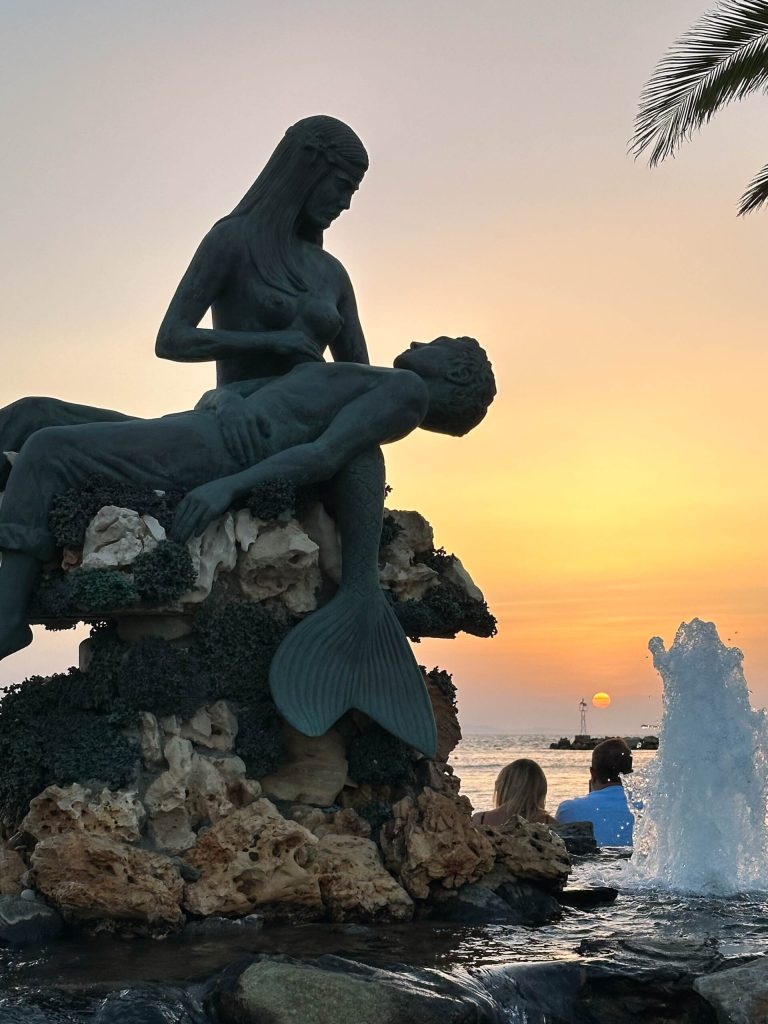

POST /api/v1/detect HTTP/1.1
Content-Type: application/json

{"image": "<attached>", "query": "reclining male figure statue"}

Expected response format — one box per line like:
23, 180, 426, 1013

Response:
0, 337, 495, 755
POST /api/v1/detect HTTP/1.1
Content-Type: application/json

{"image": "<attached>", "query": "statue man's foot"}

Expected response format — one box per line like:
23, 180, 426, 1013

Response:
0, 621, 32, 660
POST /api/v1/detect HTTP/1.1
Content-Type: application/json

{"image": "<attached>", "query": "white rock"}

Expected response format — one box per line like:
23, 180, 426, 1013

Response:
443, 556, 484, 602
383, 509, 434, 555
160, 715, 181, 737
377, 509, 439, 600
81, 506, 165, 571
233, 509, 265, 551
137, 712, 165, 768
164, 736, 194, 778
182, 513, 237, 603
379, 561, 438, 601
180, 701, 238, 751
237, 521, 321, 613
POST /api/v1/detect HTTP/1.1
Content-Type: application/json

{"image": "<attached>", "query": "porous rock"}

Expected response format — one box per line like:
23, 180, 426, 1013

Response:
179, 700, 238, 751
288, 805, 371, 840
308, 834, 413, 922
81, 505, 165, 570
694, 955, 768, 1024
262, 726, 348, 807
0, 844, 26, 896
143, 737, 256, 854
31, 832, 184, 926
21, 784, 144, 843
380, 788, 494, 899
237, 520, 321, 613
182, 800, 322, 919
481, 816, 570, 888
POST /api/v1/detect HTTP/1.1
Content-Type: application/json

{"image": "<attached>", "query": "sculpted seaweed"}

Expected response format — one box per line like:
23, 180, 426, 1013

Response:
132, 541, 197, 604
48, 475, 181, 549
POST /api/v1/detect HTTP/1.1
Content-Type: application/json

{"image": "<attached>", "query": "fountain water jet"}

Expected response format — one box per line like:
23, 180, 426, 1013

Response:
626, 618, 768, 893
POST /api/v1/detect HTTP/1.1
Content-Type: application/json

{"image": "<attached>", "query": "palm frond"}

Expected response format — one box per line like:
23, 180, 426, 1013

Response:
632, 0, 768, 165
738, 160, 768, 211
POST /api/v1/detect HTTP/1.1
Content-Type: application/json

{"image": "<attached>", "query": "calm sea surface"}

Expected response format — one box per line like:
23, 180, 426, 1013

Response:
452, 733, 657, 814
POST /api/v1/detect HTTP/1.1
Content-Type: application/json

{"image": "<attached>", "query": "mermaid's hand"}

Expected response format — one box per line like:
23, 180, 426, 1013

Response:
215, 392, 260, 465
273, 331, 325, 366
171, 481, 235, 542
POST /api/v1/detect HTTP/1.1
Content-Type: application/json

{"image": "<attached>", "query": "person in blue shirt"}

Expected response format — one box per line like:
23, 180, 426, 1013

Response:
556, 737, 635, 846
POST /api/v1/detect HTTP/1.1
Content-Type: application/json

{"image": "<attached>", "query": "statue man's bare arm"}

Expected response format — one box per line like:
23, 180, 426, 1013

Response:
171, 371, 427, 541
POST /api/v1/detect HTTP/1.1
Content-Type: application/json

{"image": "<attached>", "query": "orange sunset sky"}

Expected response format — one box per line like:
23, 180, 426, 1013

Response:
1, 1, 767, 734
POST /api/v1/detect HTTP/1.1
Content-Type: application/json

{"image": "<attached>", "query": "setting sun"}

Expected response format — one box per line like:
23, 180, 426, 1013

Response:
592, 691, 612, 709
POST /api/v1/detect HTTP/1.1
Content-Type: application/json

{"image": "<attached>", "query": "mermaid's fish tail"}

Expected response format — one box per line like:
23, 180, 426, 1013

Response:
268, 587, 437, 757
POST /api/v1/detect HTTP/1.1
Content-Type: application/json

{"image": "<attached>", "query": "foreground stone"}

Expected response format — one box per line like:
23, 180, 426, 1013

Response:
213, 955, 502, 1024
694, 956, 768, 1024
31, 833, 184, 927
429, 875, 563, 926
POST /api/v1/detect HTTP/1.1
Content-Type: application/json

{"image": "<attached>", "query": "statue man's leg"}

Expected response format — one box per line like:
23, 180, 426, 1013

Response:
0, 397, 137, 487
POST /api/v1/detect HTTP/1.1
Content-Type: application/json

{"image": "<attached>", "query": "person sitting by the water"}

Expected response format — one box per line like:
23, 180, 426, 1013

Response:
471, 758, 556, 828
555, 737, 635, 846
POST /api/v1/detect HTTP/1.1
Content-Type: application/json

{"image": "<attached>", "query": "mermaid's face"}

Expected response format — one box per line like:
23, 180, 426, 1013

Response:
302, 168, 361, 230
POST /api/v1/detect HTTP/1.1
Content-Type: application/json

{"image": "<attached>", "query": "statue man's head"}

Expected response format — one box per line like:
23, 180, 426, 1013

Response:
394, 336, 496, 436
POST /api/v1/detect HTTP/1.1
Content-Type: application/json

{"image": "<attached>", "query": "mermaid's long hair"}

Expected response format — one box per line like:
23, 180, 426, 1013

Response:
221, 116, 368, 295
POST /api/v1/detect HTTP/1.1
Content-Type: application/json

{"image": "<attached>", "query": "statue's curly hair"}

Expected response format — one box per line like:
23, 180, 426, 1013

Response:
421, 337, 496, 436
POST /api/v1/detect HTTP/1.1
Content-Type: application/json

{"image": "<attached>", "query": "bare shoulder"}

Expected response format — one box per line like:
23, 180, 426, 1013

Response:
197, 218, 243, 262
318, 248, 355, 294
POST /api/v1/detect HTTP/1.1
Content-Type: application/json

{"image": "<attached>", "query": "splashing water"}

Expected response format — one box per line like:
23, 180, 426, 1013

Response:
626, 618, 768, 893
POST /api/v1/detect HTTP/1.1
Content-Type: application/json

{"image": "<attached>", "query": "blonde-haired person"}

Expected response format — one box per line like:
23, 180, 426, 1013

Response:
471, 759, 556, 828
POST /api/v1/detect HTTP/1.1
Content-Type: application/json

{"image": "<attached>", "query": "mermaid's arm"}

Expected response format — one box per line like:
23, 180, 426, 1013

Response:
156, 222, 320, 365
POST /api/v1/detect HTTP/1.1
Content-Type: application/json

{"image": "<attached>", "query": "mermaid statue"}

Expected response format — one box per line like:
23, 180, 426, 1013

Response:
0, 117, 496, 757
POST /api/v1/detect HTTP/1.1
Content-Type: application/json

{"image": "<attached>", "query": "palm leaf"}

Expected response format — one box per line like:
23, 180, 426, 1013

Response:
632, 0, 768, 165
739, 160, 768, 211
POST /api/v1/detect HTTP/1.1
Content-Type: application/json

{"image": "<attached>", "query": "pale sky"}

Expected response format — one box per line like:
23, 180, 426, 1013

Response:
1, 1, 767, 734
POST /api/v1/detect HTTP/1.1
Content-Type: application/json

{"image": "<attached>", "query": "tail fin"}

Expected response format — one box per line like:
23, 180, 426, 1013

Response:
269, 588, 437, 757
